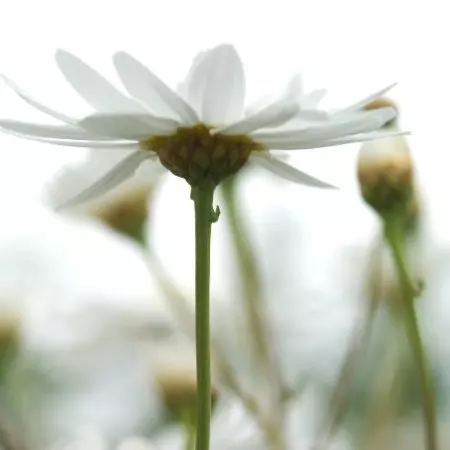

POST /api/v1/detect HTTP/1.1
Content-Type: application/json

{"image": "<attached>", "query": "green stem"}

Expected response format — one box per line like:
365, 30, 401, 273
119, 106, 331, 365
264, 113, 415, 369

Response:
191, 180, 218, 450
183, 408, 196, 450
384, 218, 438, 450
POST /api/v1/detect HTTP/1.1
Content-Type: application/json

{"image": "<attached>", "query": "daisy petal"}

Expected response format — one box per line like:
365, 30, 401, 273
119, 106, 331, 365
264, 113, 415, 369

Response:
336, 83, 397, 115
273, 110, 330, 132
266, 130, 408, 150
324, 130, 409, 146
52, 150, 152, 209
0, 120, 109, 140
243, 75, 302, 117
184, 44, 246, 124
0, 127, 138, 148
55, 50, 147, 113
244, 95, 274, 117
249, 152, 336, 188
78, 113, 179, 140
178, 49, 209, 99
253, 107, 396, 146
300, 89, 327, 109
1, 75, 77, 125
113, 52, 198, 124
214, 103, 299, 135
214, 75, 302, 135
47, 149, 160, 209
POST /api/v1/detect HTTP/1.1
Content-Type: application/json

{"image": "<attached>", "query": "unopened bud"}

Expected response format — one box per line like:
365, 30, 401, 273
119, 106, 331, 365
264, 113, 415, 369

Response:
0, 313, 20, 374
358, 135, 417, 223
154, 366, 217, 419
80, 184, 153, 243
358, 101, 417, 226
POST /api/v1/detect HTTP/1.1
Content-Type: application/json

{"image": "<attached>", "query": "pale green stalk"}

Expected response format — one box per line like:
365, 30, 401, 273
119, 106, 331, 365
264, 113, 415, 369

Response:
384, 217, 438, 450
222, 179, 285, 450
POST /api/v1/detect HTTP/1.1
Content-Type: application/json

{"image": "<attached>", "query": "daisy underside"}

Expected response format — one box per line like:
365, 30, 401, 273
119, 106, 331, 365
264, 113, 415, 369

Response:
0, 45, 400, 207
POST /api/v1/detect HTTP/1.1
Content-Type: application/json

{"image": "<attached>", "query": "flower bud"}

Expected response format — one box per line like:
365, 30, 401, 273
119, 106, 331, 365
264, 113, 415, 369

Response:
357, 100, 417, 227
81, 184, 153, 243
0, 312, 20, 375
154, 366, 218, 419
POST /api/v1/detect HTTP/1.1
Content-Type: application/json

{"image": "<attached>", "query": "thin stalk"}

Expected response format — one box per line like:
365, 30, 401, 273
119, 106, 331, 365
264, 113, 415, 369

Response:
0, 412, 25, 450
183, 408, 196, 450
221, 179, 284, 450
146, 249, 264, 429
315, 238, 383, 450
191, 180, 218, 450
384, 218, 438, 450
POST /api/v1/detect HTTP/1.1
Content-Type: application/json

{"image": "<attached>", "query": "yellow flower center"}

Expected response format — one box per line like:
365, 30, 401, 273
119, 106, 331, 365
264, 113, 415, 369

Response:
140, 124, 266, 186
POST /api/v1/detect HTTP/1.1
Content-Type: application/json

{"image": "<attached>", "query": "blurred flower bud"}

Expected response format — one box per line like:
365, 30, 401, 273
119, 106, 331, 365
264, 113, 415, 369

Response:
47, 149, 162, 244
0, 312, 20, 375
154, 366, 218, 420
79, 184, 153, 244
358, 100, 418, 228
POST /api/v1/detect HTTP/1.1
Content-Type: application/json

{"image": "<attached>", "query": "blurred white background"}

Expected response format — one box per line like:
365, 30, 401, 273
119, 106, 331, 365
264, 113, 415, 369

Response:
0, 0, 449, 447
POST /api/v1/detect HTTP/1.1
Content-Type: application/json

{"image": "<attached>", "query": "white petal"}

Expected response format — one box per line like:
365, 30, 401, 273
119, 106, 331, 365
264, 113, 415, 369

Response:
327, 130, 408, 147
47, 149, 159, 209
244, 74, 303, 118
214, 103, 299, 135
177, 49, 209, 99
253, 107, 396, 146
244, 94, 274, 117
273, 110, 330, 132
183, 44, 246, 124
113, 52, 198, 124
1, 75, 77, 125
213, 75, 302, 135
0, 127, 137, 148
55, 50, 147, 113
78, 113, 178, 140
300, 89, 327, 109
336, 83, 397, 115
281, 73, 303, 100
0, 120, 108, 140
249, 152, 336, 188
263, 131, 407, 150
51, 150, 153, 209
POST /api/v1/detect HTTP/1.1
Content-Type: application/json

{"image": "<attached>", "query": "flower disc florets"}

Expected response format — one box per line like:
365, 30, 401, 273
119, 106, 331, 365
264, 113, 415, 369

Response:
141, 124, 266, 186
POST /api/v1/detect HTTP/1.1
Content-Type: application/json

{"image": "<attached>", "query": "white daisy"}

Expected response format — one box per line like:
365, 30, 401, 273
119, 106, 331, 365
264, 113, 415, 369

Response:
0, 44, 397, 208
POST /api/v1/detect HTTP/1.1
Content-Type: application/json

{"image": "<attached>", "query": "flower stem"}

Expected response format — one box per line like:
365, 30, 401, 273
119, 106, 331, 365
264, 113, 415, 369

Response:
384, 218, 438, 450
191, 179, 219, 450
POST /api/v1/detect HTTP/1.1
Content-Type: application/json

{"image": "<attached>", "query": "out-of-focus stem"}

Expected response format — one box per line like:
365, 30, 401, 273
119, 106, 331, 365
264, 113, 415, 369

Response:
384, 218, 438, 450
314, 238, 383, 450
221, 179, 284, 450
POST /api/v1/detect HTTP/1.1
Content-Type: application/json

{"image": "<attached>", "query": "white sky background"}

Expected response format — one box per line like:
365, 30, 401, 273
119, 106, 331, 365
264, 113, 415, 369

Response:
0, 0, 447, 236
